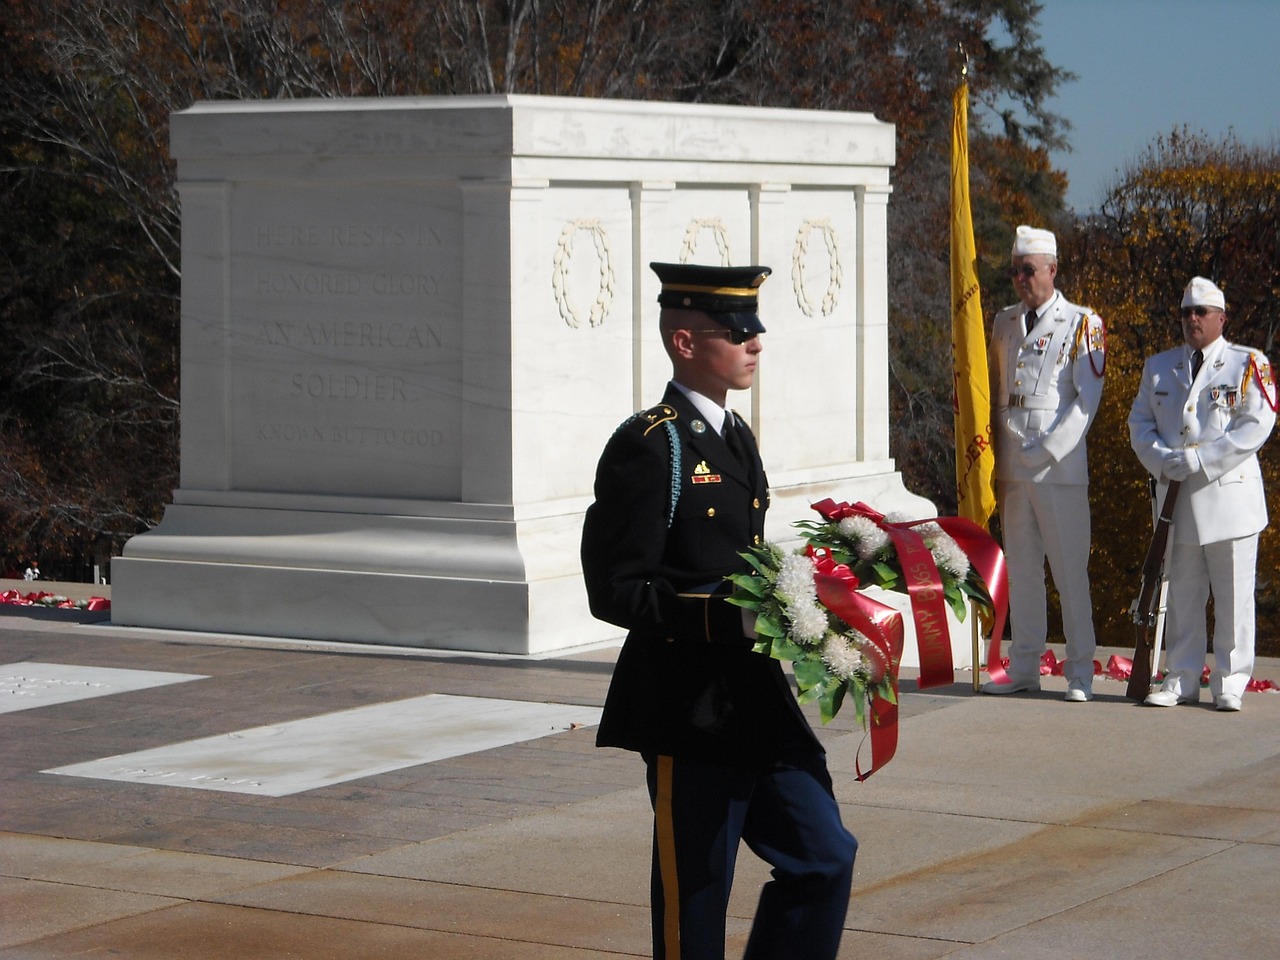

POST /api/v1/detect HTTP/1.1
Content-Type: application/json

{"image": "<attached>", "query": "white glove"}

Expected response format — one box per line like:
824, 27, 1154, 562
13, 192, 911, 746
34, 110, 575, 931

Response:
1018, 439, 1053, 468
741, 608, 759, 640
1162, 448, 1201, 482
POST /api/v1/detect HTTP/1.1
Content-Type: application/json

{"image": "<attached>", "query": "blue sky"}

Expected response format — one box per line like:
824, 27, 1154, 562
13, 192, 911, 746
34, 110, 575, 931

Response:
1000, 0, 1280, 212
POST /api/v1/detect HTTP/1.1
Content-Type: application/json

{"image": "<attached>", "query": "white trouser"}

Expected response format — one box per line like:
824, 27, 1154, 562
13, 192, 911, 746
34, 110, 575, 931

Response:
1162, 535, 1258, 699
999, 480, 1097, 682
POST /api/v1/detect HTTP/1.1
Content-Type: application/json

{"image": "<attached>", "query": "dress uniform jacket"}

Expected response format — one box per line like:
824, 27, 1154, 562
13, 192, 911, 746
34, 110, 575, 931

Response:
581, 385, 818, 765
989, 291, 1107, 483
1128, 338, 1276, 545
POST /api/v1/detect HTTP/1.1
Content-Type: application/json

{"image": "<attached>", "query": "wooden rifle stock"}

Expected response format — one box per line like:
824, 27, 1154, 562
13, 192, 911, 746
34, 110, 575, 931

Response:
1126, 480, 1182, 701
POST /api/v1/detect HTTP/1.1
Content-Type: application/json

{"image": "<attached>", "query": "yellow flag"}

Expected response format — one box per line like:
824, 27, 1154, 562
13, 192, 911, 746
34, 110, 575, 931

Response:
950, 82, 996, 528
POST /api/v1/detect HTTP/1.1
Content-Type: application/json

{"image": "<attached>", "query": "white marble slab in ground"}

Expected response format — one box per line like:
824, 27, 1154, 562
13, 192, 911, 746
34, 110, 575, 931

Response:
44, 694, 603, 797
0, 662, 208, 714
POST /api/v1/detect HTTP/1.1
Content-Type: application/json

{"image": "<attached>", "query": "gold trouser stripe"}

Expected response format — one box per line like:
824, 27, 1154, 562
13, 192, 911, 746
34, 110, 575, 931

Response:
655, 754, 681, 958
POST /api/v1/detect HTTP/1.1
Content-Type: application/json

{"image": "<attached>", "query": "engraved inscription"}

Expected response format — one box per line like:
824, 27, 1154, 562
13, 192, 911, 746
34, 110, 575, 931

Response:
254, 321, 443, 350
254, 272, 439, 297
254, 224, 442, 248
229, 191, 464, 498
2, 673, 108, 698
255, 424, 446, 447
289, 371, 407, 401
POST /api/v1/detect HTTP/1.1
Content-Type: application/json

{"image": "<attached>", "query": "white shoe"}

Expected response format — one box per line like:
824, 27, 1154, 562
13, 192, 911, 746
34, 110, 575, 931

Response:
981, 676, 1040, 695
1064, 680, 1093, 702
1144, 689, 1198, 707
1214, 694, 1242, 712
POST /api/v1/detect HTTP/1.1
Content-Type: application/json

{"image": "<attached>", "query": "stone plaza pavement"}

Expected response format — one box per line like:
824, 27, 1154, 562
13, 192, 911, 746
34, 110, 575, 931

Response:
3, 600, 1278, 959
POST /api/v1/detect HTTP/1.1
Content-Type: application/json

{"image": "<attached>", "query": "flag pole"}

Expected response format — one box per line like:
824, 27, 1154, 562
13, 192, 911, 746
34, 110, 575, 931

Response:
949, 46, 997, 692
961, 52, 983, 695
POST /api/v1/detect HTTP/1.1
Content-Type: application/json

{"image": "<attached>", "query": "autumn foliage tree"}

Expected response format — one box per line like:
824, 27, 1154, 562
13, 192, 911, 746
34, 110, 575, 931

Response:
1067, 129, 1280, 653
2, 0, 1070, 577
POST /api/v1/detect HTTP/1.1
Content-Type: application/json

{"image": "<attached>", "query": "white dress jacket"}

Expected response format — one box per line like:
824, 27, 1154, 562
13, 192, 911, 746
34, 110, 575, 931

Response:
1128, 338, 1276, 546
990, 291, 1107, 485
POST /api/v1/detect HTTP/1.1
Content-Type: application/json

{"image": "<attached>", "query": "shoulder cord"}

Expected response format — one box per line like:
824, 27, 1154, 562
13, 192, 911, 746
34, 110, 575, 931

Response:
612, 412, 681, 529
1072, 313, 1107, 377
664, 421, 681, 528
1246, 353, 1279, 412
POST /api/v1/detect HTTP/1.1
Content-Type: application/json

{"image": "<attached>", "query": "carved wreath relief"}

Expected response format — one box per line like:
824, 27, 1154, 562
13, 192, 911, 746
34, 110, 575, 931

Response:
680, 218, 732, 265
552, 219, 617, 329
791, 218, 843, 318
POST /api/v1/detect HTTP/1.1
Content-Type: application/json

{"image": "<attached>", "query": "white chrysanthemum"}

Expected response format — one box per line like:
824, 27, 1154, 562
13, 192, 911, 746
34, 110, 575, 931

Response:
838, 516, 889, 560
821, 632, 867, 679
885, 510, 915, 524
775, 553, 817, 606
790, 601, 828, 644
929, 530, 971, 579
912, 520, 943, 539
775, 553, 827, 644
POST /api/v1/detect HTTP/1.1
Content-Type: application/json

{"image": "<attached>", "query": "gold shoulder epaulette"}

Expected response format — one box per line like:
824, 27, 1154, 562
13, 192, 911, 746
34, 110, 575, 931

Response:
639, 403, 678, 436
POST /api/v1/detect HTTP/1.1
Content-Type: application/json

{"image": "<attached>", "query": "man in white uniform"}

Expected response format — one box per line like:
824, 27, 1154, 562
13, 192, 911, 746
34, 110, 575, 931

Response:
1128, 277, 1276, 712
983, 226, 1107, 701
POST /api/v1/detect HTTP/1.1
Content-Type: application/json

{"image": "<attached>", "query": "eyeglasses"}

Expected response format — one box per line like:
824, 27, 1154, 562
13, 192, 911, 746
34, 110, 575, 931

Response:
1181, 306, 1220, 318
1007, 264, 1046, 279
690, 329, 760, 345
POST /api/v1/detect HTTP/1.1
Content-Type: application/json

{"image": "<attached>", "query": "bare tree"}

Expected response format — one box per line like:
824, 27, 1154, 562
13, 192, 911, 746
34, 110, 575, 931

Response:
2, 0, 1072, 572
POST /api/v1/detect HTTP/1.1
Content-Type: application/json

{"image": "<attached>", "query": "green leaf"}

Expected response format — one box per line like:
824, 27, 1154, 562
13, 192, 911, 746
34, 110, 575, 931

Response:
726, 578, 767, 601
754, 612, 786, 639
769, 633, 806, 663
818, 681, 848, 724
943, 581, 968, 621
959, 578, 994, 613
873, 679, 898, 705
741, 552, 775, 578
871, 560, 899, 582
792, 657, 832, 691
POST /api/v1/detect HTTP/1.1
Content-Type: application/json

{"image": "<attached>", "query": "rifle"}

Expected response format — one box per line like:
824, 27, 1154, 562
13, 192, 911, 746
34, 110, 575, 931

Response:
1126, 479, 1181, 701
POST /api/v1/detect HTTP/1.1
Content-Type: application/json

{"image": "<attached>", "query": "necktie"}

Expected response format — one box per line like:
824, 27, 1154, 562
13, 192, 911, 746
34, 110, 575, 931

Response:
1192, 349, 1204, 379
1023, 309, 1036, 336
723, 412, 750, 470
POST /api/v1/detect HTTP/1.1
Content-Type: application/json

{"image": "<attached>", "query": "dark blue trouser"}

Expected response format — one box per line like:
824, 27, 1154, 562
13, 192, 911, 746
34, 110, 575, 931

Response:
644, 751, 856, 960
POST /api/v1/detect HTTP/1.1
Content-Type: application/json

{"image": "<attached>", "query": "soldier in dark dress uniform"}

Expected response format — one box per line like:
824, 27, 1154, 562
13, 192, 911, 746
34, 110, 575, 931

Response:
581, 262, 856, 960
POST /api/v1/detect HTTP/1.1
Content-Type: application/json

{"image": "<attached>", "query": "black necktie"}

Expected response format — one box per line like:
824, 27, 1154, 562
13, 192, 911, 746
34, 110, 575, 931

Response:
1023, 309, 1036, 335
1192, 349, 1204, 378
723, 413, 750, 470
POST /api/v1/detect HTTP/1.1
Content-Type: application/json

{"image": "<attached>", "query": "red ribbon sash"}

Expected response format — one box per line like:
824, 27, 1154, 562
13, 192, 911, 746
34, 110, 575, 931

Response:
919, 515, 1009, 685
810, 549, 904, 780
811, 499, 1008, 689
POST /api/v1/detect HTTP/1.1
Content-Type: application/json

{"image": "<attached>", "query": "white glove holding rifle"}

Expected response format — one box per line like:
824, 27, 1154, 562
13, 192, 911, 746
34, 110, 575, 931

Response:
1162, 447, 1201, 482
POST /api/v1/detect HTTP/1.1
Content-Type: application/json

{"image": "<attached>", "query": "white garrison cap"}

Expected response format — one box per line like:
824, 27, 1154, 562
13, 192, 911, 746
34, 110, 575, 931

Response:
1011, 225, 1057, 258
1181, 276, 1226, 310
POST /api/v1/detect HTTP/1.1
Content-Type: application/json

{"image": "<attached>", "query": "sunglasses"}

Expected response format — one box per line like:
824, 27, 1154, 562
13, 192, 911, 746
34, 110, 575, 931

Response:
1007, 264, 1046, 279
1180, 306, 1220, 318
690, 328, 760, 345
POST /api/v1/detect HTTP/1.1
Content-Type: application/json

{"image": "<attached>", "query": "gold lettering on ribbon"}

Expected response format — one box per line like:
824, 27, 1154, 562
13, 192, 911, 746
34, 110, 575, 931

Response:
892, 534, 954, 689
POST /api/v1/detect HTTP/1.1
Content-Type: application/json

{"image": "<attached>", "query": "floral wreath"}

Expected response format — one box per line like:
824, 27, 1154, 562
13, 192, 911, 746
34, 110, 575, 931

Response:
727, 499, 1008, 779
